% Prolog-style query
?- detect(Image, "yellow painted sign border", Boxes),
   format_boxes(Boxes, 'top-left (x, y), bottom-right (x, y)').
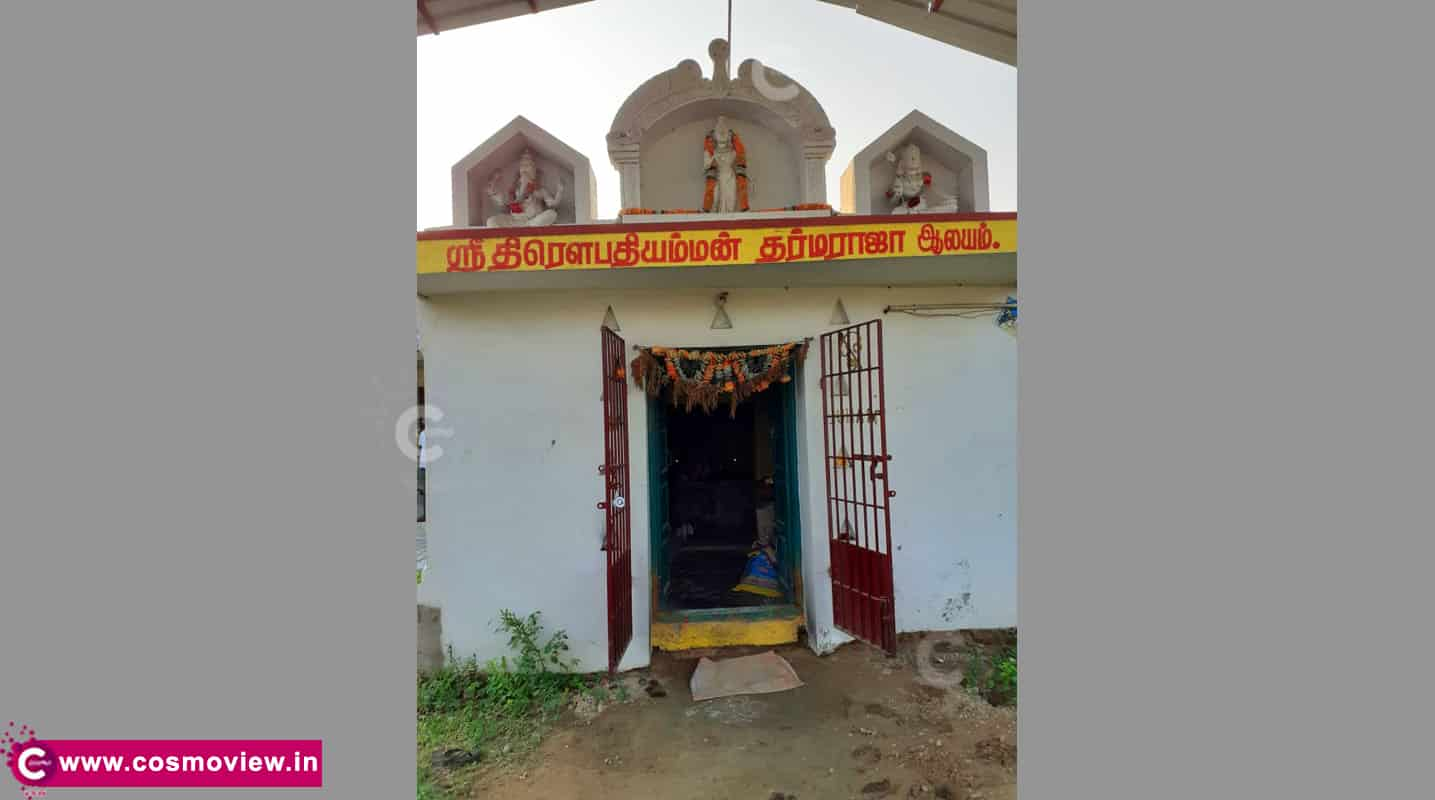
top-left (418, 214), bottom-right (1016, 275)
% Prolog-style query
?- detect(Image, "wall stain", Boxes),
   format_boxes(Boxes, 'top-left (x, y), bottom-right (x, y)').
top-left (940, 593), bottom-right (973, 623)
top-left (939, 559), bottom-right (975, 623)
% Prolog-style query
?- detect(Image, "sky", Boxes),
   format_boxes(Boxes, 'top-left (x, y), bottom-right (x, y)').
top-left (417, 0), bottom-right (1016, 226)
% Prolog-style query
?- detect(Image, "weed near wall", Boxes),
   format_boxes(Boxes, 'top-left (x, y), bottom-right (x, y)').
top-left (416, 610), bottom-right (595, 800)
top-left (964, 645), bottom-right (1017, 706)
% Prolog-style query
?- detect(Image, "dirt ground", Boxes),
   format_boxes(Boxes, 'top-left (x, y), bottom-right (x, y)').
top-left (470, 635), bottom-right (1015, 799)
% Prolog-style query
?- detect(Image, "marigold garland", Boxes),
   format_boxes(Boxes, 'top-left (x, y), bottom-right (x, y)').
top-left (630, 341), bottom-right (808, 417)
top-left (702, 129), bottom-right (750, 212)
top-left (620, 208), bottom-right (705, 216)
top-left (752, 203), bottom-right (834, 212)
top-left (620, 203), bottom-right (832, 216)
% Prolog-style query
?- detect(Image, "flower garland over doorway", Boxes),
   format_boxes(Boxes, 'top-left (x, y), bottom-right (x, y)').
top-left (630, 341), bottom-right (809, 417)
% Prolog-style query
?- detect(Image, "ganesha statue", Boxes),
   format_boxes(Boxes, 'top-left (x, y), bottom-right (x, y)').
top-left (484, 149), bottom-right (564, 228)
top-left (885, 143), bottom-right (958, 214)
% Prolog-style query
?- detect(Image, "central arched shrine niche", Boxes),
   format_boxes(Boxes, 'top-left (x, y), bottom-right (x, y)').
top-left (607, 39), bottom-right (836, 218)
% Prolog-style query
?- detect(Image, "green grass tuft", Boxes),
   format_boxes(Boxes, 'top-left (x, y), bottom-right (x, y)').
top-left (963, 645), bottom-right (1017, 706)
top-left (416, 610), bottom-right (593, 799)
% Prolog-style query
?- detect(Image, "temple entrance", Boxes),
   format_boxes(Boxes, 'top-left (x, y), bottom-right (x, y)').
top-left (647, 367), bottom-right (804, 650)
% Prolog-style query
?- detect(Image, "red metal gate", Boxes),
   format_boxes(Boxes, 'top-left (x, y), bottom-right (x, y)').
top-left (820, 320), bottom-right (897, 654)
top-left (599, 325), bottom-right (633, 674)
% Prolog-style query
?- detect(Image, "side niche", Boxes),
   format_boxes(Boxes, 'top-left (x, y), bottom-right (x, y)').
top-left (450, 115), bottom-right (598, 227)
top-left (840, 110), bottom-right (990, 215)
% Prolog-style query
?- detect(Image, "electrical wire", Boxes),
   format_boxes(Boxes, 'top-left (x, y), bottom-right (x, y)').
top-left (884, 302), bottom-right (1014, 320)
top-left (888, 309), bottom-right (1003, 319)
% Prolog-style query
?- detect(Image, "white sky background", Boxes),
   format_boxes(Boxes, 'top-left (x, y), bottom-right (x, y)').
top-left (417, 0), bottom-right (1016, 226)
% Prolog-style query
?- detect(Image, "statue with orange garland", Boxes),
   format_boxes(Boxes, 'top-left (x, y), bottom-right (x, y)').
top-left (702, 116), bottom-right (750, 213)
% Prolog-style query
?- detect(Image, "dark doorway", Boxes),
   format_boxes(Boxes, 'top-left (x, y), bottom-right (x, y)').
top-left (649, 378), bottom-right (802, 614)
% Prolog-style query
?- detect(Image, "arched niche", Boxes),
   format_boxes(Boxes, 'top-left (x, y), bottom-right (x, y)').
top-left (637, 96), bottom-right (805, 213)
top-left (607, 44), bottom-right (836, 213)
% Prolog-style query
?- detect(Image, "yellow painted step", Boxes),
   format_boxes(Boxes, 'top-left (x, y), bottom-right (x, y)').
top-left (651, 614), bottom-right (802, 651)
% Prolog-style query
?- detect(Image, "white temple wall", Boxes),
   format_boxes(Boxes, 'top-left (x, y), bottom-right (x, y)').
top-left (418, 284), bottom-right (1016, 671)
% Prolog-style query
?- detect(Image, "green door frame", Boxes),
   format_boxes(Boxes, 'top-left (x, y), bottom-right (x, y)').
top-left (647, 394), bottom-right (671, 608)
top-left (772, 380), bottom-right (803, 603)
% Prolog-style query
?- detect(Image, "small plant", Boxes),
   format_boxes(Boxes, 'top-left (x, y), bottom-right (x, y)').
top-left (495, 609), bottom-right (577, 673)
top-left (992, 648), bottom-right (1016, 702)
top-left (417, 611), bottom-right (593, 798)
top-left (962, 646), bottom-right (1017, 706)
top-left (417, 646), bottom-right (485, 714)
top-left (484, 610), bottom-right (586, 718)
top-left (417, 769), bottom-right (439, 800)
top-left (584, 681), bottom-right (611, 704)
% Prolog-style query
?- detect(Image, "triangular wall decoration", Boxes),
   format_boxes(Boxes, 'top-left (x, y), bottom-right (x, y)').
top-left (829, 298), bottom-right (850, 326)
top-left (602, 305), bottom-right (621, 331)
top-left (710, 292), bottom-right (733, 330)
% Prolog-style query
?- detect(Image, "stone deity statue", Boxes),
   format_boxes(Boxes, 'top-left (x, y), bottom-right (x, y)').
top-left (484, 149), bottom-right (564, 228)
top-left (885, 143), bottom-right (958, 214)
top-left (702, 116), bottom-right (749, 213)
